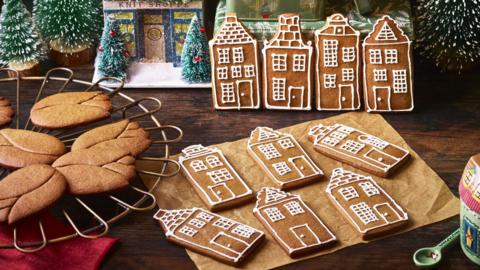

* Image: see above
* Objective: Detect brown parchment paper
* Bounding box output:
[139,112,459,270]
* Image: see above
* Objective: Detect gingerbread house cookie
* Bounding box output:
[253,187,336,257]
[326,168,408,239]
[262,14,313,110]
[179,145,254,211]
[154,207,264,266]
[308,123,410,177]
[363,15,414,112]
[248,127,323,190]
[315,14,361,111]
[209,13,261,110]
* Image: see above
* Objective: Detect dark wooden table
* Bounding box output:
[2,60,479,270]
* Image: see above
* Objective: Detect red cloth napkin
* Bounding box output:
[0,212,118,270]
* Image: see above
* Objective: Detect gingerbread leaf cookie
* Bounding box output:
[248,127,323,190]
[326,168,409,239]
[253,187,336,257]
[308,123,410,177]
[154,207,265,266]
[262,14,313,111]
[52,148,135,195]
[179,145,254,211]
[363,15,414,112]
[71,119,151,157]
[315,14,361,111]
[0,97,14,127]
[30,91,112,129]
[0,164,66,224]
[0,129,66,169]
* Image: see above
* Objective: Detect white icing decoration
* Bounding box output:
[373,69,388,82]
[369,49,382,64]
[190,160,207,172]
[253,187,336,254]
[221,83,235,103]
[179,145,253,207]
[231,65,242,78]
[342,68,354,82]
[362,15,414,112]
[325,168,409,234]
[324,74,336,88]
[217,48,230,64]
[375,22,397,41]
[393,69,408,93]
[231,224,256,239]
[213,217,235,229]
[323,39,338,67]
[262,14,313,110]
[342,47,356,62]
[272,77,287,101]
[308,124,409,173]
[209,14,261,110]
[179,225,198,237]
[258,143,282,160]
[188,218,206,229]
[272,161,292,176]
[278,138,294,149]
[293,54,306,71]
[154,208,264,263]
[358,181,380,197]
[338,186,359,201]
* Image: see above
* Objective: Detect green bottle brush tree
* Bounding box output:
[181,15,211,83]
[98,17,130,80]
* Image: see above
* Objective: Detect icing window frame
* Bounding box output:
[284,201,305,216]
[323,39,338,67]
[207,168,234,184]
[221,83,235,103]
[342,68,354,82]
[206,155,223,168]
[188,218,206,229]
[369,49,382,64]
[324,74,337,88]
[212,217,235,229]
[244,65,255,77]
[272,161,292,176]
[385,49,398,64]
[258,143,282,160]
[231,65,242,78]
[264,207,285,222]
[321,136,341,147]
[393,69,408,93]
[196,212,214,222]
[278,138,295,149]
[232,47,244,63]
[272,53,287,71]
[338,186,359,201]
[217,67,228,80]
[373,69,388,82]
[217,48,230,64]
[231,224,256,239]
[293,54,306,72]
[179,225,198,237]
[342,47,355,62]
[272,78,286,101]
[350,202,379,225]
[358,181,380,197]
[190,160,208,172]
[340,140,365,154]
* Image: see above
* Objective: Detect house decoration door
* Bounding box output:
[143,15,165,62]
[339,84,354,109]
[290,156,316,178]
[374,203,401,223]
[290,224,320,247]
[289,86,304,108]
[211,232,248,254]
[209,183,235,202]
[237,80,253,108]
[374,86,391,111]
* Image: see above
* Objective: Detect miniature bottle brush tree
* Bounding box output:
[0,0,45,76]
[181,15,211,83]
[34,0,102,66]
[98,17,130,80]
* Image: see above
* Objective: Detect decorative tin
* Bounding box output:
[459,153,480,265]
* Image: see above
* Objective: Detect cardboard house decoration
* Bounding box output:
[262,13,313,110]
[315,14,361,111]
[326,168,408,238]
[307,123,410,177]
[209,13,261,110]
[247,127,323,190]
[154,207,264,265]
[363,15,414,112]
[179,145,254,211]
[97,0,210,88]
[253,187,336,257]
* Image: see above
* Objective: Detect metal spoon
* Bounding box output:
[413,229,460,268]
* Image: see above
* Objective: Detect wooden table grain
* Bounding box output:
[2,60,479,270]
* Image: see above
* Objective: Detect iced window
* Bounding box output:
[231,65,242,78]
[284,201,305,216]
[232,47,244,63]
[196,212,214,222]
[231,224,256,238]
[359,182,380,197]
[330,131,348,140]
[376,22,397,41]
[206,155,223,168]
[342,68,354,81]
[340,140,365,154]
[190,160,207,172]
[337,125,355,134]
[218,48,230,64]
[279,138,294,149]
[385,49,398,64]
[272,78,286,101]
[179,226,197,237]
[324,74,336,88]
[213,217,235,229]
[338,186,359,201]
[393,70,408,93]
[293,54,306,71]
[342,47,355,62]
[188,218,206,229]
[207,168,233,184]
[272,162,291,176]
[369,49,382,64]
[244,65,255,77]
[350,202,379,225]
[264,207,285,222]
[323,40,338,67]
[217,67,228,80]
[258,143,282,160]
[373,69,387,82]
[321,136,340,147]
[221,83,235,103]
[272,54,287,71]
[358,135,389,150]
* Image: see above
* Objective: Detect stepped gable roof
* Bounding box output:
[211,13,255,45]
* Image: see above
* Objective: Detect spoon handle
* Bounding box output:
[437,228,460,251]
